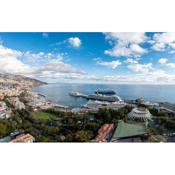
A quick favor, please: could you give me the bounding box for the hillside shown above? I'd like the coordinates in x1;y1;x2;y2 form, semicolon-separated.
0;73;47;87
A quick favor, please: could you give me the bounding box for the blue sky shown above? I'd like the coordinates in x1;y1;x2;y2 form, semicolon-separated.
0;32;175;84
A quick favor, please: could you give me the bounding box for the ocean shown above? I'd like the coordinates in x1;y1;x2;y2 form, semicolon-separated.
33;83;175;107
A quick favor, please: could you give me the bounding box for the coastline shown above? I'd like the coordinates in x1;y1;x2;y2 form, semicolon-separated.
32;83;69;110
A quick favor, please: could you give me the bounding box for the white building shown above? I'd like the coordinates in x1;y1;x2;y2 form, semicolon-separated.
128;107;151;121
0;101;10;119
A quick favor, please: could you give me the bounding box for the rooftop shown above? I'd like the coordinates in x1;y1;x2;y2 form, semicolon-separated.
10;133;35;143
111;121;147;141
96;124;114;142
0;136;12;142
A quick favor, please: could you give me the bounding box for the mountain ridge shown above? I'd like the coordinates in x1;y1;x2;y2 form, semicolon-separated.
0;73;47;87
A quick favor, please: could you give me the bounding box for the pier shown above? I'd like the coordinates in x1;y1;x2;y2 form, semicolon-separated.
69;92;88;98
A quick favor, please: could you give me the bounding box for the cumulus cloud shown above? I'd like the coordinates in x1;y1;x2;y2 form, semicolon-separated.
68;37;81;48
28;59;86;79
124;58;138;64
0;44;85;79
151;32;175;51
1;35;175;84
151;43;166;51
104;32;148;58
105;32;148;44
128;63;153;73
130;44;147;54
0;45;32;74
23;51;64;64
37;60;85;74
78;69;175;84
158;58;168;64
158;57;175;68
95;58;121;69
0;45;22;58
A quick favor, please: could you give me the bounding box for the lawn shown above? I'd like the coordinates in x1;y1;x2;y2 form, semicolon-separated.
31;111;57;121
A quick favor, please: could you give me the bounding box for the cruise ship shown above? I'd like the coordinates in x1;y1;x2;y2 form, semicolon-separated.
69;90;121;102
88;94;121;102
94;89;116;95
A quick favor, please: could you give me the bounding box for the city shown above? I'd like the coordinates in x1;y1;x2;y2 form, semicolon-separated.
0;32;175;142
0;73;175;142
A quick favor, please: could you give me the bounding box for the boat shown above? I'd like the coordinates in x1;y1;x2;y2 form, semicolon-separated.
69;92;83;97
87;94;120;102
69;90;121;102
94;89;116;95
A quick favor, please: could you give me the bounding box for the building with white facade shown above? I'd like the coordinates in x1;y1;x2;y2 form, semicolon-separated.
127;107;151;121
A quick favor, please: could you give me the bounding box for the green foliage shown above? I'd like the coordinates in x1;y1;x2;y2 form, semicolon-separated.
138;103;147;108
0;106;136;142
0;120;11;137
165;120;175;130
96;106;132;123
149;108;158;116
31;111;56;121
74;130;93;142
3;96;13;108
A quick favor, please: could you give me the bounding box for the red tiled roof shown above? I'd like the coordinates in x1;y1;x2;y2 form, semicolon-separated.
96;124;114;142
10;133;35;143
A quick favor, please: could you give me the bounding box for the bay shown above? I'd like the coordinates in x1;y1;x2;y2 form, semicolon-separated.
33;83;175;107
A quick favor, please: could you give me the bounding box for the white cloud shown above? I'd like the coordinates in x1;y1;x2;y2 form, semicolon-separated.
159;57;175;68
26;59;86;80
166;63;175;68
88;67;175;84
42;33;49;38
37;60;85;74
169;43;175;49
95;58;121;69
0;57;32;74
169;50;175;54
105;45;131;57
0;45;32;74
68;37;81;48
130;44;147;54
158;58;168;64
153;32;175;44
105;32;148;44
151;32;175;51
1;39;175;84
0;44;84;79
0;45;22;58
104;32;148;58
151;43;165;51
128;63;153;73
124;58;138;64
23;51;64;63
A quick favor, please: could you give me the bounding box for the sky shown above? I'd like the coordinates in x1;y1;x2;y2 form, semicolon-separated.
0;32;175;84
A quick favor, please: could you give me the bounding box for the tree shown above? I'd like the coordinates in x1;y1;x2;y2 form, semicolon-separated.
74;130;93;142
0;122;9;137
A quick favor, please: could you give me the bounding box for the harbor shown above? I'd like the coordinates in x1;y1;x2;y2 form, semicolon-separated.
33;83;175;107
